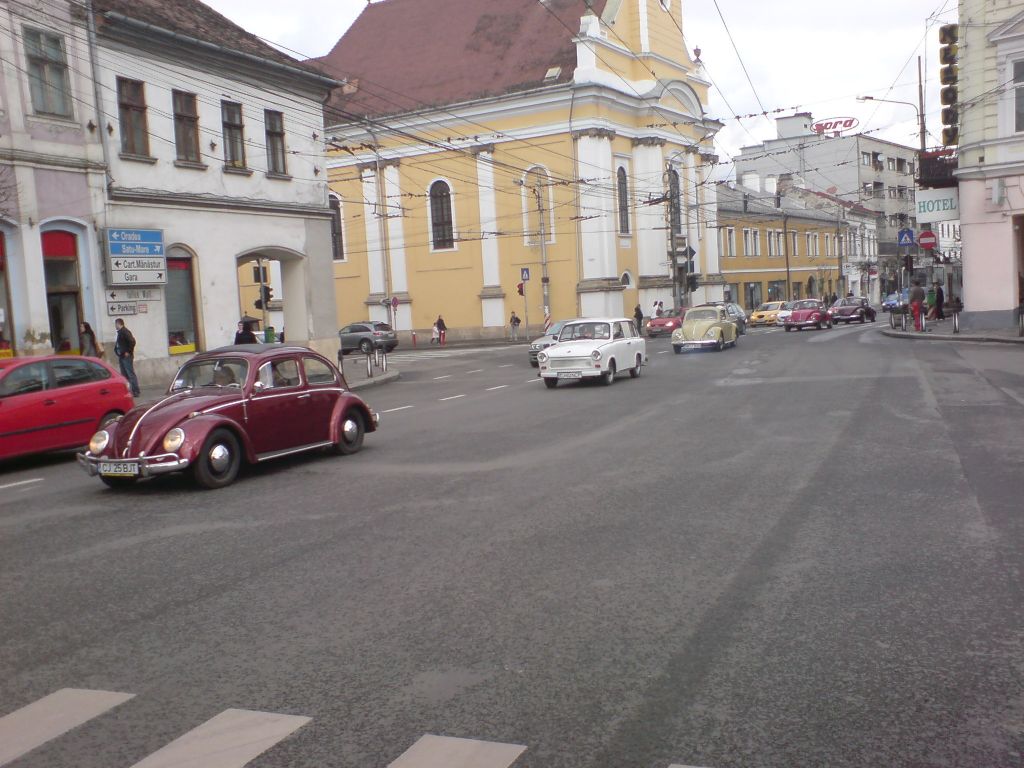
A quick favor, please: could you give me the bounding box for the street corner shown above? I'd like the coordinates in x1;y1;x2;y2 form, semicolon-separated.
347;369;401;391
881;327;1024;344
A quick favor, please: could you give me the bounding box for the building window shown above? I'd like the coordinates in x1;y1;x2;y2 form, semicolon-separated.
429;180;455;250
744;282;762;310
329;195;345;261
791;231;798;256
767;280;786;300
172;90;200;163
616;167;630;234
861;152;871;166
887;186;897;199
767;229;777;257
668;169;682;234
251;264;268;283
265;110;287;175
721;227;736;257
887;157;897;171
221;101;246;168
166;255;197;354
824;234;832;257
117;78;149;156
24;28;72;117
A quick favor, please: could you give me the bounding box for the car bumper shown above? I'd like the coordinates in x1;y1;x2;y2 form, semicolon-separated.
672;338;719;349
77;451;191;478
786;319;824;327
647;328;674;337
539;368;602;380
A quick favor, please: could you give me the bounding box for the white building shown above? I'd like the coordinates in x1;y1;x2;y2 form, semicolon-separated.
0;0;341;382
954;3;1024;329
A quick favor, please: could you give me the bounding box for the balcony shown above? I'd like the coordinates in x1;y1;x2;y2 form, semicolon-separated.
917;149;957;189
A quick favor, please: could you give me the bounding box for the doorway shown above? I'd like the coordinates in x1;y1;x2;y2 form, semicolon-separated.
42;230;82;354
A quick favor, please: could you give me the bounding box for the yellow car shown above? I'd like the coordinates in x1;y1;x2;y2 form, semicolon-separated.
671;306;738;352
749;301;786;326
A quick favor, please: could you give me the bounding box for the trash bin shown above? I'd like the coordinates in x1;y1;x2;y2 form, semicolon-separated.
264;326;276;343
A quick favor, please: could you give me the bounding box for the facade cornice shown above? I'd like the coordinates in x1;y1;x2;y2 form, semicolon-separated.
632;136;667;147
0;147;106;172
108;187;333;218
571;128;617;141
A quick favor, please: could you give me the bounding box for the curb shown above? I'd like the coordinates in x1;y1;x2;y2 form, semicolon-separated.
347;370;401;391
880;328;1024;344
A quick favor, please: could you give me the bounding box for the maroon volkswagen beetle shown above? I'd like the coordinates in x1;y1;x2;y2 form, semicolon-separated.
77;344;379;489
783;299;833;332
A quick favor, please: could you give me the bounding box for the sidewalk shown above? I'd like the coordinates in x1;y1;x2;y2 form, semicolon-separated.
137;357;399;402
880;318;1024;344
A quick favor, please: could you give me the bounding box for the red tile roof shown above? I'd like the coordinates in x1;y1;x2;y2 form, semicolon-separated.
316;0;607;121
94;0;333;82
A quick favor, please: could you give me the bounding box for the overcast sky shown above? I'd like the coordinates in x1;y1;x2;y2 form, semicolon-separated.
204;0;957;174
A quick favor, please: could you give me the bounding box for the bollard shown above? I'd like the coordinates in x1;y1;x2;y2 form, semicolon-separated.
365;351;373;378
412;330;417;347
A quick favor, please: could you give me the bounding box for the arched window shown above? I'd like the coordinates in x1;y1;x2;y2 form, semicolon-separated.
429;180;454;250
617;167;630;234
620;272;632;287
668;169;682;235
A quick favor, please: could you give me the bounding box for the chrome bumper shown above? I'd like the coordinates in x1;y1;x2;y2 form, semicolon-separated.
673;338;718;348
76;452;191;478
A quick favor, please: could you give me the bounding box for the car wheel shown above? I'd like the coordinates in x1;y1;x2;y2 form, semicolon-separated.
543;377;558;389
192;428;241;489
731;334;738;348
785;325;792;332
602;361;616;386
358;339;372;354
815;321;822;330
629;354;642;378
100;476;136;490
673;345;682;354
715;334;725;352
334;410;365;455
98;411;122;429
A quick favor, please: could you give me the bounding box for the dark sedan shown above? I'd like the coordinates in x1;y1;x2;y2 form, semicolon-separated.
829;296;877;324
78;344;379;489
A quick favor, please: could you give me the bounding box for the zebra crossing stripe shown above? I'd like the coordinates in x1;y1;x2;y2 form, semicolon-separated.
0;688;135;766
388;734;526;768
127;708;310;768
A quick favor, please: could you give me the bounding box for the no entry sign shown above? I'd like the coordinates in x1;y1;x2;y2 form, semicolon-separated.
918;230;937;250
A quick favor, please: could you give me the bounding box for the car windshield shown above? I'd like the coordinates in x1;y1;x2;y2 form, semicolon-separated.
686;309;718;321
838;298;860;306
794;300;819;310
559;322;611;341
781;302;794;310
170;358;248;391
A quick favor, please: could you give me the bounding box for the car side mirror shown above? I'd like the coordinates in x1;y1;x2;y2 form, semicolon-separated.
252;380;267;393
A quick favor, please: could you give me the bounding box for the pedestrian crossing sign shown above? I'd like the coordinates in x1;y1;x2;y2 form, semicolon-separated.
897;228;915;247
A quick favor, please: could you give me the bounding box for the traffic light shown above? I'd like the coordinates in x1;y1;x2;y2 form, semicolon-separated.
939;24;959;146
254;284;273;310
686;274;698;292
516;282;524;296
903;253;914;272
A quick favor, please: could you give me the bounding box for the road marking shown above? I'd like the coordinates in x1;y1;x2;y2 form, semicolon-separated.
658;350;669;354
389;734;526;768
128;708;310;768
439;394;466;401
466;369;484;374
486;385;509;391
382;405;414;413
669;764;712;768
433;375;452;380
526;378;541;383
498;364;513;368
0;688;135;767
0;478;43;491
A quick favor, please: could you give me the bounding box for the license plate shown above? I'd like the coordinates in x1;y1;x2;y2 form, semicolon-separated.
557;371;583;379
99;461;138;477
683;343;700;350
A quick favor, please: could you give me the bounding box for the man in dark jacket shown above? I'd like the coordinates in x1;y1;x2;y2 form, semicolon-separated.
935;283;945;319
114;318;141;396
909;281;927;331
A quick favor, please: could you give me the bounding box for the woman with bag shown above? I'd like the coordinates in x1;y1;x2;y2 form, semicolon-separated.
79;321;103;358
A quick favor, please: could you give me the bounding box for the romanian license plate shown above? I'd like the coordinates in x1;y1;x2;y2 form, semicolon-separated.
683;343;701;350
99;461;138;477
557;371;583;379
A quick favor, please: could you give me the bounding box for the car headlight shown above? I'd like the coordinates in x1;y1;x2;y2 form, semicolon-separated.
88;430;109;455
590;350;602;361
530;343;539;350
703;328;717;339
671;328;683;340
537;352;548;363
163;427;185;453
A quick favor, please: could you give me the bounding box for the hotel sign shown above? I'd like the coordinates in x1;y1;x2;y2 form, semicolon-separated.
916;188;959;223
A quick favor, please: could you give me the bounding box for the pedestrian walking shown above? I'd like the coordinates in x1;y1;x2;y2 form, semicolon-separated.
925;285;937;320
113;318;141;396
509;311;521;340
430;322;440;344
935;284;945;320
79;321;103;358
435;314;447;345
234;320;258;344
633;304;644;334
909;280;926;332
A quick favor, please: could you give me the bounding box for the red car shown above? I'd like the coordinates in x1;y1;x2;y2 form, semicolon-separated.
784;299;833;331
77;344;379;489
646;307;686;337
828;296;877;324
0;355;133;461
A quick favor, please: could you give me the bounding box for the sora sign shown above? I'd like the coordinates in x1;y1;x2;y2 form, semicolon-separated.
812;117;859;134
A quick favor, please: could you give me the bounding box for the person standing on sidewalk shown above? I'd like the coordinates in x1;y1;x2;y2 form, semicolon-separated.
435;315;447;346
909;280;926;332
509;311;521;340
935;283;945;320
633;304;644;334
114;318;141;396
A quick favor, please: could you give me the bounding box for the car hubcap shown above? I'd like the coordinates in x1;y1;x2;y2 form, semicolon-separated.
209;443;231;473
342;418;359;442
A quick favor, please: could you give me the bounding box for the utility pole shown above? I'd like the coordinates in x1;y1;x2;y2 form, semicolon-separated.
256;256;268;334
532;185;550;331
665;168;682;310
782;211;791;301
917;56;927;152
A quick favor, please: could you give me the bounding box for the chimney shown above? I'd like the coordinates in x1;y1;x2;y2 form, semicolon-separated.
741;172;760;193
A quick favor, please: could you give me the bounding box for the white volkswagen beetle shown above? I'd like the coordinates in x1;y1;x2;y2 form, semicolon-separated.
537;317;646;388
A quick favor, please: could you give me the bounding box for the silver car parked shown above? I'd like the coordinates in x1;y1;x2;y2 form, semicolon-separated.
339;322;398;355
528;320;574;367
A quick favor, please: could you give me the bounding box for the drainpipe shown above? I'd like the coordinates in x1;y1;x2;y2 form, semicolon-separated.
85;0;112;189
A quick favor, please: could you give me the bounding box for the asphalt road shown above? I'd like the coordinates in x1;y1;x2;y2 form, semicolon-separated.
2;322;1022;768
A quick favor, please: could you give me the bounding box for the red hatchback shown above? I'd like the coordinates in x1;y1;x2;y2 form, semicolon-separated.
77;344;379;490
0;355;134;461
646;307;686;337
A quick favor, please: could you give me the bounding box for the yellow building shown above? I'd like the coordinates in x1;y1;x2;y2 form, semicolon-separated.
716;183;880;309
317;0;723;340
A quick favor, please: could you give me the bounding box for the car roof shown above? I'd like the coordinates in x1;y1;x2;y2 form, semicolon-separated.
0;354;110;372
563;317;632;323
195;344;316;358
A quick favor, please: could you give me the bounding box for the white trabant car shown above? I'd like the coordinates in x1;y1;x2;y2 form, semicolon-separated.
537;317;646;388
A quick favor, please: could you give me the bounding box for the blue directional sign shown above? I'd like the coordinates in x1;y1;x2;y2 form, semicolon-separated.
106;228;166;285
897;228;915;247
521;267;530;281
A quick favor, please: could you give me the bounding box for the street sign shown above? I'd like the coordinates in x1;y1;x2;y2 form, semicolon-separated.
521;267;530;281
109;288;162;302
897;228;915;247
918;230;938;250
106;229;166;285
842;263;855;276
106;300;138;316
391;295;399;310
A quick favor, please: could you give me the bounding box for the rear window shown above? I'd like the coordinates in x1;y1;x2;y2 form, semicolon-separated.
372;323;393;332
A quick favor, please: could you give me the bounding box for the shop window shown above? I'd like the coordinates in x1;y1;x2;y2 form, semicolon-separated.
166;255;197;354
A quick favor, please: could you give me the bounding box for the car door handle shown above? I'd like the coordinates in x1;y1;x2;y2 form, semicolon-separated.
99;388;110;395
44;399;57;406
297;393;311;400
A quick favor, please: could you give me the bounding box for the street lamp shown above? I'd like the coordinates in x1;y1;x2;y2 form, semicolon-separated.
857;94;926;152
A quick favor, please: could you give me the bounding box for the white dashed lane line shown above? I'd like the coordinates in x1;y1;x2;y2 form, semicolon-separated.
499;364;513;368
466;369;484;374
486;385;509;391
433;375;452;380
525;378;541;384
382;406;414;413
0;478;43;491
439;395;466;401
657;350;669;354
